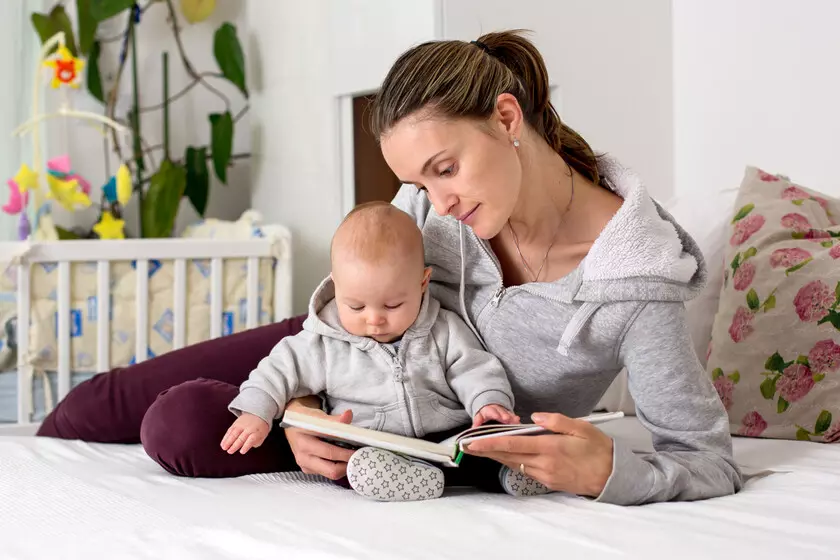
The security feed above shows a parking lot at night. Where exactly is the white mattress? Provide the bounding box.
[2,418,839,560]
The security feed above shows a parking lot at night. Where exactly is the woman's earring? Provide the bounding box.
[513,138,520,148]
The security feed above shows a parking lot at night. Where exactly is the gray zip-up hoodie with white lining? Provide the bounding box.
[391,155,742,505]
[228,276,515,438]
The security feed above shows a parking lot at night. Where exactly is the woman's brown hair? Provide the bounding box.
[371,30,603,187]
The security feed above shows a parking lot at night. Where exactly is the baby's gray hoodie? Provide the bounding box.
[228,276,515,438]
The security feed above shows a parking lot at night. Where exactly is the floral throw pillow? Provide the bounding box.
[707,166,840,442]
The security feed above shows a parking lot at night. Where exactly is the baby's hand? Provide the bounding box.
[221,413,271,454]
[472,404,520,427]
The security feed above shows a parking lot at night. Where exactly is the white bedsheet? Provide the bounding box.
[2,418,839,560]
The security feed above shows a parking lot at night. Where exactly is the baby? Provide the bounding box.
[222,202,534,502]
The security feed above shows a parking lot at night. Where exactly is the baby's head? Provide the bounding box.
[331,202,431,343]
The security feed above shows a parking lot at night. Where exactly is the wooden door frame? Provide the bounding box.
[337,89,378,218]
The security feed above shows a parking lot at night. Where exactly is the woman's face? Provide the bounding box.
[380,112,522,239]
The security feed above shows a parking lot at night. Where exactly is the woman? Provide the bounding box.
[37,30,741,505]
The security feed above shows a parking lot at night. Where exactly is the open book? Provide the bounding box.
[279,410,625,467]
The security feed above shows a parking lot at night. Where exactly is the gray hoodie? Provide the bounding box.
[391,156,742,505]
[228,277,515,438]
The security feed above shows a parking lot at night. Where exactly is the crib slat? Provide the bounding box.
[173,259,186,350]
[135,260,149,363]
[210,258,223,338]
[246,257,259,329]
[57,261,71,400]
[16,262,31,424]
[96,260,110,372]
[274,243,293,323]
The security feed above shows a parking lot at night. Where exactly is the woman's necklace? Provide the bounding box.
[507,163,576,283]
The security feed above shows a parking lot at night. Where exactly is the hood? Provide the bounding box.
[303,275,441,351]
[573,156,707,303]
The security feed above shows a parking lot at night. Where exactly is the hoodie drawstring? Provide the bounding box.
[556,302,602,356]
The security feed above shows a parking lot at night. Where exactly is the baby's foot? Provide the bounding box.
[346,447,444,502]
[498,466,553,497]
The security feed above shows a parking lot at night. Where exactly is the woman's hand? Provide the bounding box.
[284,396,355,480]
[464,412,615,498]
[472,404,520,427]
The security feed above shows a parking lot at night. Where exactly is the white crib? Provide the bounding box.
[0,235,292,433]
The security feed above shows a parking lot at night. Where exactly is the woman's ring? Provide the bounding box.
[519,463,526,475]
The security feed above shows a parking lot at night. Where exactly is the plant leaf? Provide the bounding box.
[31,13,56,49]
[209,112,233,184]
[213,23,248,97]
[835,281,840,302]
[746,288,760,312]
[711,367,723,380]
[77,0,98,56]
[777,396,790,414]
[730,253,742,272]
[795,355,809,366]
[813,372,826,382]
[795,427,812,441]
[815,410,833,435]
[765,352,786,373]
[728,371,741,383]
[184,146,210,216]
[792,199,805,206]
[822,241,834,248]
[760,375,778,399]
[31,6,79,56]
[142,159,187,238]
[743,247,758,260]
[86,40,105,103]
[90,0,135,22]
[731,203,754,224]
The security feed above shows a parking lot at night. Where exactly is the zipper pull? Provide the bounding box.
[491,286,505,307]
[393,360,404,383]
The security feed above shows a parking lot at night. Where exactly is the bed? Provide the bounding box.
[2,416,838,559]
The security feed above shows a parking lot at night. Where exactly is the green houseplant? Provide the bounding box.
[30,0,249,239]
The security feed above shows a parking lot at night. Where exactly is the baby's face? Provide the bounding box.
[333,258,430,343]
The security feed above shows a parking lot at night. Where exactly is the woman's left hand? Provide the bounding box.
[464,412,615,498]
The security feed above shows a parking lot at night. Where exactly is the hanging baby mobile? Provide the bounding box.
[4,32,133,241]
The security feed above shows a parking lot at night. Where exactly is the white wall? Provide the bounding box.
[673,0,840,201]
[44,1,251,236]
[248,0,438,313]
[442,0,675,200]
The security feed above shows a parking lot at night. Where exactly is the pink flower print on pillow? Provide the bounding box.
[781,213,812,233]
[803,229,831,242]
[757,169,780,182]
[776,363,815,403]
[782,185,811,201]
[831,245,840,260]
[783,185,830,211]
[770,248,812,269]
[740,411,768,437]
[825,422,840,443]
[713,377,734,411]
[729,306,755,342]
[732,261,756,291]
[794,280,835,323]
[808,340,840,374]
[730,214,766,246]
